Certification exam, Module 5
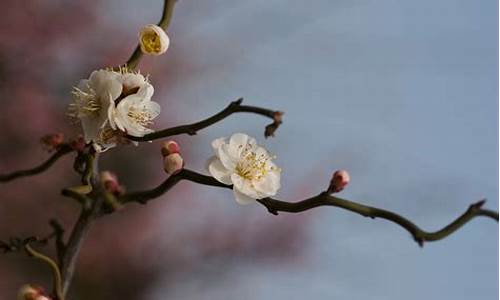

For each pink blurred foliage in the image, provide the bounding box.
[0,1,310,299]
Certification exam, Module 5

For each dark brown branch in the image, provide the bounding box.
[59,152,102,296]
[119,169,498,247]
[125,0,177,70]
[0,144,73,183]
[128,98,283,142]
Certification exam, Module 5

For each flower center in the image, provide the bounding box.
[141,32,162,53]
[127,106,154,126]
[235,147,272,181]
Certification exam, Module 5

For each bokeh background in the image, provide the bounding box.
[0,0,498,299]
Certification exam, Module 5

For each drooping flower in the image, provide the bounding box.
[69,69,122,148]
[139,24,170,55]
[207,133,281,205]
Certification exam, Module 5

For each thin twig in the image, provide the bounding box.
[0,145,73,183]
[25,243,64,300]
[127,98,283,142]
[125,0,177,70]
[119,168,498,247]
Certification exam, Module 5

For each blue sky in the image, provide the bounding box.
[108,0,498,299]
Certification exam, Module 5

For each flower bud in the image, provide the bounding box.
[100,171,124,196]
[139,24,170,55]
[40,133,64,152]
[163,153,184,175]
[69,135,86,152]
[17,284,48,300]
[161,140,180,157]
[328,170,350,193]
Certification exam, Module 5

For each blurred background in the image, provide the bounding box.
[0,0,498,299]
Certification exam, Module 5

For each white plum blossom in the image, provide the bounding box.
[69,69,122,146]
[207,133,281,205]
[139,24,170,55]
[70,69,161,152]
[108,72,160,137]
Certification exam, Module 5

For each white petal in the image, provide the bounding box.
[229,133,249,156]
[80,116,100,143]
[217,144,237,170]
[253,171,280,196]
[121,72,146,89]
[136,83,154,100]
[145,100,161,118]
[89,70,122,101]
[231,173,261,199]
[255,146,269,159]
[233,187,256,205]
[207,156,233,185]
[211,137,227,153]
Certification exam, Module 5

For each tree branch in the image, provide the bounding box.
[127,98,283,142]
[59,152,103,297]
[125,0,177,70]
[0,144,74,183]
[119,168,498,247]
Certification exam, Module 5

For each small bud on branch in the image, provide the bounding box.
[163,153,184,175]
[161,140,180,157]
[40,134,64,152]
[328,170,350,193]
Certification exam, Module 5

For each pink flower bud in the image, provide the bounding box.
[40,133,64,152]
[100,171,124,196]
[161,140,181,157]
[328,170,350,193]
[163,153,184,175]
[69,135,86,152]
[17,284,48,300]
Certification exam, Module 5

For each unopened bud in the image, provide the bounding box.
[163,153,184,175]
[40,133,64,152]
[328,170,350,193]
[161,140,180,157]
[17,284,48,300]
[274,111,284,123]
[100,171,124,196]
[139,24,170,55]
[69,135,86,152]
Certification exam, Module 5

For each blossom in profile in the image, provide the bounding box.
[69,69,122,148]
[139,24,170,55]
[207,133,281,205]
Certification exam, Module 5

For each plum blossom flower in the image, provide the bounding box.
[108,71,160,138]
[139,24,170,55]
[69,69,122,147]
[70,69,161,151]
[207,133,281,205]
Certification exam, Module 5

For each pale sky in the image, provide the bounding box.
[107,1,498,299]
